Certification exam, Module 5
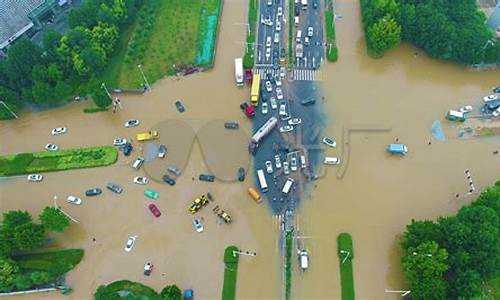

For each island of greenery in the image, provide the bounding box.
[94,280,183,300]
[400,181,500,299]
[0,208,83,293]
[360,0,500,65]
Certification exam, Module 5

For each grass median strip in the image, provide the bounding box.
[243,0,258,69]
[285,230,293,300]
[0,146,118,176]
[222,245,239,300]
[324,0,338,62]
[337,233,355,300]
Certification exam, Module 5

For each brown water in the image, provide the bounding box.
[0,0,499,299]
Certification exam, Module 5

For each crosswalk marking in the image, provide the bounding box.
[253,67,322,82]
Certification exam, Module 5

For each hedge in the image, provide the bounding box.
[94,280,161,300]
[222,245,239,300]
[15,249,84,277]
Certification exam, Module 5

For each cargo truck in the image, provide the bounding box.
[136,130,159,141]
[234,58,244,86]
[250,74,261,106]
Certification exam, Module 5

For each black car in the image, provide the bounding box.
[199,174,215,182]
[294,5,300,16]
[106,182,123,194]
[493,86,500,93]
[261,92,268,102]
[273,57,280,69]
[484,100,500,112]
[85,188,102,196]
[300,97,316,106]
[121,142,133,156]
[238,168,245,182]
[162,174,176,186]
[174,100,185,113]
[224,122,239,129]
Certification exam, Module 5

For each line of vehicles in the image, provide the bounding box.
[446,90,500,121]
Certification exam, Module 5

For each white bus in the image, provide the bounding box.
[234,58,243,86]
[282,178,294,195]
[257,169,269,192]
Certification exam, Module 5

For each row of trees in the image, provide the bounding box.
[400,181,500,299]
[360,0,500,65]
[0,0,143,118]
[94,280,183,300]
[0,208,71,292]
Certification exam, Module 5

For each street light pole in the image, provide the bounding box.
[137,64,151,91]
[53,196,79,223]
[340,249,350,264]
[101,82,113,99]
[0,100,18,119]
[385,289,411,297]
[233,249,257,257]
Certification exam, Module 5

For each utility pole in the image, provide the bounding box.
[53,196,79,223]
[385,289,411,297]
[101,82,113,99]
[233,249,257,257]
[137,64,151,91]
[0,100,18,119]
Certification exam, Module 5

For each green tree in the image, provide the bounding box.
[160,285,182,300]
[30,271,52,285]
[88,22,119,56]
[13,222,45,251]
[0,258,19,292]
[14,274,32,290]
[402,241,448,300]
[39,207,70,232]
[91,86,112,108]
[367,15,401,57]
[0,227,14,257]
[2,210,32,229]
[401,219,441,250]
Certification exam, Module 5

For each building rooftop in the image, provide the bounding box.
[0,0,47,49]
[487,2,500,30]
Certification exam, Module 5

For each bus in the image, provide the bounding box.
[256,169,268,192]
[251,74,261,106]
[234,58,243,86]
[282,178,294,195]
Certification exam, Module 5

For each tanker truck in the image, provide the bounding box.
[249,116,278,154]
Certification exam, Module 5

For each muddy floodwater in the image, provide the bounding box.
[1,0,500,299]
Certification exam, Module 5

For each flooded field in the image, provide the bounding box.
[0,0,499,299]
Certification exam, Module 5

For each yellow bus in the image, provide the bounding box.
[250,74,260,106]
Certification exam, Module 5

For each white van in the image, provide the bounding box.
[282,178,295,195]
[300,155,306,169]
[274,32,279,43]
[324,156,340,165]
[296,30,302,43]
[294,16,300,27]
[132,157,145,170]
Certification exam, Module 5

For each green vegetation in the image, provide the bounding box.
[222,245,239,300]
[337,233,354,300]
[324,0,338,62]
[0,0,144,120]
[160,285,182,300]
[243,0,259,69]
[83,107,109,114]
[94,280,161,300]
[0,209,83,292]
[117,0,222,88]
[0,146,118,176]
[285,230,293,300]
[400,181,500,299]
[360,0,500,64]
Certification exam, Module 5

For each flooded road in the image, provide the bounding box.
[0,0,499,299]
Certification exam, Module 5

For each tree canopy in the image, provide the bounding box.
[39,207,70,232]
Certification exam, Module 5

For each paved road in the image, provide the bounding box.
[293,0,325,70]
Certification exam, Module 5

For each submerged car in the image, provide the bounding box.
[162,175,176,186]
[224,122,239,129]
[199,174,215,182]
[121,142,133,156]
[175,100,186,112]
[113,138,128,146]
[238,167,245,182]
[300,97,316,106]
[322,137,337,148]
[290,156,298,171]
[124,236,137,252]
[107,182,123,194]
[67,195,82,205]
[324,156,340,165]
[51,127,67,135]
[288,118,302,125]
[144,188,159,200]
[158,144,167,158]
[193,217,204,233]
[148,203,161,218]
[280,125,293,133]
[45,143,59,151]
[458,105,473,113]
[27,174,43,182]
[133,176,149,185]
[167,166,181,176]
[85,188,102,196]
[124,119,140,128]
[387,144,408,156]
[483,94,498,102]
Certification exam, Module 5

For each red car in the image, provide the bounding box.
[148,203,161,217]
[240,102,255,118]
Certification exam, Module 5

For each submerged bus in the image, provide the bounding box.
[251,74,261,106]
[256,169,268,192]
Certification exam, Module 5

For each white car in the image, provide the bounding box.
[276,78,282,87]
[51,127,67,135]
[274,32,279,44]
[27,174,43,182]
[193,217,204,233]
[322,137,337,148]
[266,36,272,48]
[483,95,498,102]
[124,119,140,128]
[265,47,271,61]
[113,138,127,146]
[300,155,306,169]
[280,67,286,78]
[279,104,286,116]
[67,195,82,205]
[283,161,290,175]
[133,176,149,185]
[459,105,473,113]
[265,80,272,92]
[124,236,137,252]
[307,26,314,37]
[276,88,284,100]
[324,156,340,165]
[262,102,269,115]
[280,125,293,133]
[270,97,277,109]
[275,154,282,169]
[290,156,298,171]
[267,0,272,5]
[265,160,273,174]
[493,107,500,118]
[288,118,302,125]
[277,7,283,17]
[45,143,59,151]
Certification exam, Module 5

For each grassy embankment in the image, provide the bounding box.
[0,146,118,176]
[324,0,338,62]
[285,230,293,300]
[337,233,355,300]
[15,249,84,277]
[222,245,239,300]
[243,0,258,69]
[109,0,222,89]
[94,280,161,300]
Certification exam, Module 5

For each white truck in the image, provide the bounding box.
[296,44,304,58]
[234,58,243,86]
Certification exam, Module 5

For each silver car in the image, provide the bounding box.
[280,125,293,133]
[290,156,298,171]
[265,160,273,174]
[270,97,277,109]
[276,87,284,100]
[274,154,282,168]
[283,161,290,175]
